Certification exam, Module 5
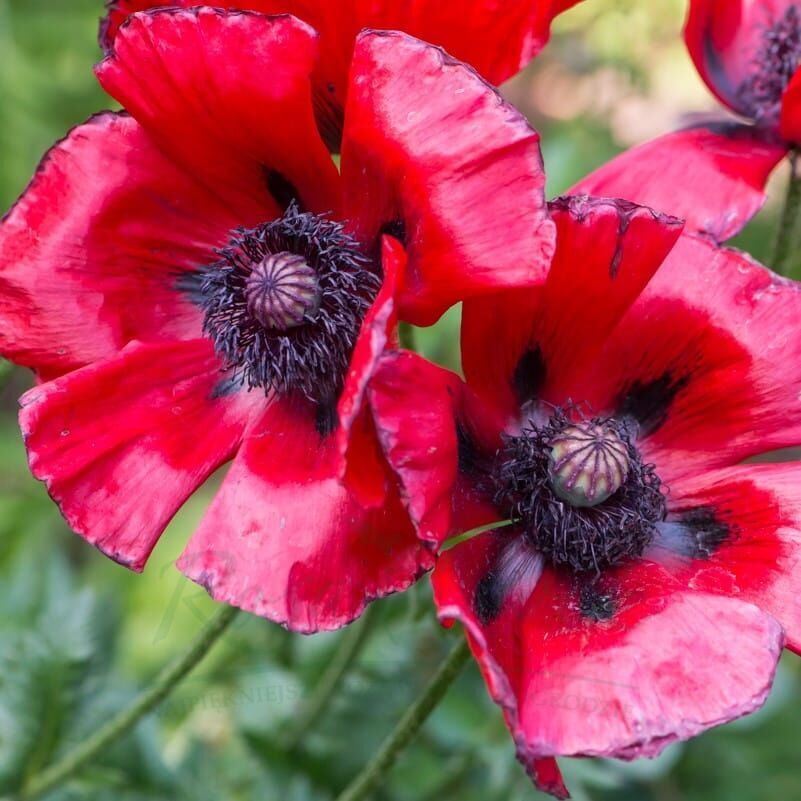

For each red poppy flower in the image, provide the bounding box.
[100,0,583,148]
[573,122,787,242]
[0,8,555,632]
[370,196,801,796]
[686,0,801,143]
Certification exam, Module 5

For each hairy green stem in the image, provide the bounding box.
[18,605,240,801]
[771,152,801,276]
[335,637,471,801]
[282,603,377,752]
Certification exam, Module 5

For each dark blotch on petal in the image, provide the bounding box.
[579,583,616,621]
[703,33,740,111]
[379,219,407,246]
[474,569,505,625]
[512,346,546,407]
[315,400,338,437]
[209,376,241,400]
[472,537,542,625]
[456,419,492,477]
[175,269,205,304]
[679,507,731,559]
[617,371,689,437]
[263,167,301,212]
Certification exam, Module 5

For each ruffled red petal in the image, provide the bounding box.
[342,30,555,326]
[434,531,783,766]
[569,235,801,483]
[336,237,400,476]
[96,8,340,218]
[19,339,257,571]
[656,463,801,653]
[0,112,231,379]
[299,0,581,144]
[100,1,288,51]
[100,1,581,148]
[572,124,787,242]
[461,196,682,415]
[178,395,433,631]
[369,350,505,548]
[334,237,402,510]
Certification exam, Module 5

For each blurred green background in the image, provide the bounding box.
[0,1,797,799]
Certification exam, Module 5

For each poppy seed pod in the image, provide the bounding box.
[548,422,629,507]
[245,252,321,331]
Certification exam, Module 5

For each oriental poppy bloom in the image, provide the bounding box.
[686,0,801,144]
[370,195,801,797]
[0,8,555,631]
[100,0,583,148]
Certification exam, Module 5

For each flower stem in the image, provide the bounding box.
[19,604,240,801]
[0,360,12,390]
[282,603,377,752]
[335,637,471,801]
[398,322,417,351]
[771,152,801,276]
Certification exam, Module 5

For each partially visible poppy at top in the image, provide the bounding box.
[0,8,555,632]
[370,195,801,797]
[686,0,801,143]
[100,0,583,148]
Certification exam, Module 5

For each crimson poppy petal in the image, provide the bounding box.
[179,395,433,631]
[100,1,285,51]
[369,350,504,548]
[684,0,751,114]
[461,197,682,415]
[655,463,801,653]
[434,531,783,764]
[529,758,569,800]
[780,67,801,142]
[566,235,801,483]
[572,124,787,242]
[102,0,577,83]
[296,0,584,146]
[0,112,233,379]
[336,237,400,470]
[19,339,256,571]
[333,237,402,509]
[342,30,556,326]
[96,8,340,217]
[100,1,582,149]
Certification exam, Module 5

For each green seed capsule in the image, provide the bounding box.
[548,422,630,508]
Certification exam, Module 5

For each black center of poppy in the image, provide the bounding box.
[738,5,801,123]
[189,203,380,405]
[492,410,667,574]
